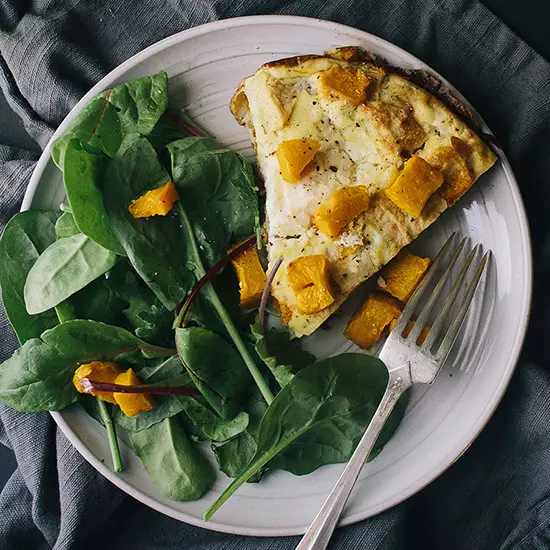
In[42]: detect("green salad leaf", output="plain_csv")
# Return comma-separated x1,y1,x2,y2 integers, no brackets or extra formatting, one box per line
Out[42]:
202,411,249,443
250,321,315,388
128,416,214,501
175,327,252,420
0,211,61,344
104,136,194,310
24,233,117,314
168,137,258,267
114,355,193,432
55,211,80,239
205,354,403,520
51,72,168,167
212,388,267,479
103,261,173,345
61,139,125,254
0,320,175,412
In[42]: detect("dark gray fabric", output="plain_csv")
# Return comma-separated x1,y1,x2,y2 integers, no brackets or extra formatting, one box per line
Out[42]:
0,0,548,548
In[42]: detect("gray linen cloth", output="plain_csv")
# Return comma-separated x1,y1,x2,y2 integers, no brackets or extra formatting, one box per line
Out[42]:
0,1,549,549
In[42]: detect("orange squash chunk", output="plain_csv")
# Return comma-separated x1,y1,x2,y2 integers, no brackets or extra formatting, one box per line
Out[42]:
431,137,474,205
73,362,123,404
113,368,155,417
344,293,402,349
274,297,293,325
313,186,371,239
377,250,432,301
389,319,431,345
128,181,179,219
228,242,267,309
385,156,444,218
287,255,335,315
318,66,371,105
276,138,321,183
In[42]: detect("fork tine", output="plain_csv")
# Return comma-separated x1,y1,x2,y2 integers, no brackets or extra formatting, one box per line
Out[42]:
434,250,491,362
391,233,458,336
420,243,481,350
408,237,468,344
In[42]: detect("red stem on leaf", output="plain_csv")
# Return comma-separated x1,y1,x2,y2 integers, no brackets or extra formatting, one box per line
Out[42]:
176,236,257,328
164,110,207,138
80,378,200,396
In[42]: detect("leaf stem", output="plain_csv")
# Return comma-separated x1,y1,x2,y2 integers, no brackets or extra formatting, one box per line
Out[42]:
177,204,274,405
96,398,123,473
54,308,123,473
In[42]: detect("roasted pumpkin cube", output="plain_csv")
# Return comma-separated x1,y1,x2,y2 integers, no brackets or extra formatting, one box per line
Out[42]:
313,186,371,239
389,318,431,345
113,368,155,417
385,156,444,218
318,66,371,106
430,137,474,205
274,297,293,325
287,255,335,314
73,361,123,404
276,138,321,183
128,181,179,219
377,250,432,301
229,242,267,308
344,293,402,349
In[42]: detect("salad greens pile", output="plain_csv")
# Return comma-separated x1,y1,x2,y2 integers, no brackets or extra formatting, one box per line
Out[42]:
0,71,407,519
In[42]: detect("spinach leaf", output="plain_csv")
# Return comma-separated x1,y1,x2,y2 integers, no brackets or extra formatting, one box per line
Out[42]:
62,139,125,254
103,136,194,310
250,321,315,388
71,276,127,326
205,354,406,520
103,261,172,345
0,211,60,343
55,211,80,238
114,355,194,432
0,320,175,412
213,388,267,479
24,233,117,314
128,416,214,501
175,327,251,420
51,72,168,167
168,137,258,267
202,411,249,443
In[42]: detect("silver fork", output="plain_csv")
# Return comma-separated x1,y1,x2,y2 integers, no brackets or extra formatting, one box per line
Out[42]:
296,233,491,550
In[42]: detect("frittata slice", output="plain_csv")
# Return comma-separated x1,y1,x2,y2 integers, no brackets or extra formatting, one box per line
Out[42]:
231,48,496,337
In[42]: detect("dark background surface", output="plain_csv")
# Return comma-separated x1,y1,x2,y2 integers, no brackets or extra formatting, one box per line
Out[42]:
0,0,549,492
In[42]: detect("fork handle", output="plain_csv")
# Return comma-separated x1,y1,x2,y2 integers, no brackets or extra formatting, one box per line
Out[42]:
295,364,412,550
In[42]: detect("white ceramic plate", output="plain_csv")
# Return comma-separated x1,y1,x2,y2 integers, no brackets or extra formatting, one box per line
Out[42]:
22,15,532,537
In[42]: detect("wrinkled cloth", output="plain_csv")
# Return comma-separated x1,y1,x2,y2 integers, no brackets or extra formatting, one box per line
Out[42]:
0,1,549,549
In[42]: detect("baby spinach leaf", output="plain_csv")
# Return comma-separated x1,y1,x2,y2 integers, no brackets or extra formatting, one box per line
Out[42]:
128,416,214,501
202,411,249,443
103,136,194,310
62,139,125,254
0,320,175,412
205,354,406,520
104,261,173,345
212,388,267,479
175,327,251,421
168,137,258,267
24,233,117,314
51,72,168,167
0,211,60,343
250,321,315,388
55,211,80,239
70,276,127,326
114,355,194,432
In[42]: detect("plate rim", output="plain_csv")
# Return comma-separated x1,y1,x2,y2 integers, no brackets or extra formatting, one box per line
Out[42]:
21,14,533,536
